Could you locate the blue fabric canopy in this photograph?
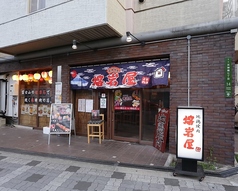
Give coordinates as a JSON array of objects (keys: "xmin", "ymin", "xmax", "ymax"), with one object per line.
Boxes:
[{"xmin": 70, "ymin": 60, "xmax": 170, "ymax": 89}]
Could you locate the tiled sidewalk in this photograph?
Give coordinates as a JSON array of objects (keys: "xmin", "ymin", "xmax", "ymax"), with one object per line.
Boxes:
[
  {"xmin": 0, "ymin": 126, "xmax": 169, "ymax": 168},
  {"xmin": 0, "ymin": 151, "xmax": 238, "ymax": 191}
]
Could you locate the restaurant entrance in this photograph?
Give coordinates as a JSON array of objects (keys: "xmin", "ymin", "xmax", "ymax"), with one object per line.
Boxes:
[
  {"xmin": 74, "ymin": 86, "xmax": 170, "ymax": 144},
  {"xmin": 71, "ymin": 59, "xmax": 170, "ymax": 144}
]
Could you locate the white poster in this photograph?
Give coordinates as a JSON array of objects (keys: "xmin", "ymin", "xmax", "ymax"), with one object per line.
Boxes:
[
  {"xmin": 100, "ymin": 98, "xmax": 106, "ymax": 109},
  {"xmin": 55, "ymin": 82, "xmax": 62, "ymax": 95},
  {"xmin": 86, "ymin": 99, "xmax": 93, "ymax": 112},
  {"xmin": 177, "ymin": 106, "xmax": 204, "ymax": 160},
  {"xmin": 78, "ymin": 99, "xmax": 86, "ymax": 112}
]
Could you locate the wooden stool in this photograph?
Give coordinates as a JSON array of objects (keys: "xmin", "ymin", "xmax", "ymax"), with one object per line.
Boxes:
[{"xmin": 87, "ymin": 114, "xmax": 104, "ymax": 144}]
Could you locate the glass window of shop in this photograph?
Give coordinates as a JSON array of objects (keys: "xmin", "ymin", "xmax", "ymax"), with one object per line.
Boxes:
[
  {"xmin": 141, "ymin": 86, "xmax": 170, "ymax": 141},
  {"xmin": 19, "ymin": 71, "xmax": 52, "ymax": 128}
]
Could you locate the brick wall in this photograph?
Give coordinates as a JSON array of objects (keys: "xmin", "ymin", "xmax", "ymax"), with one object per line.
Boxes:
[{"xmin": 0, "ymin": 32, "xmax": 235, "ymax": 165}]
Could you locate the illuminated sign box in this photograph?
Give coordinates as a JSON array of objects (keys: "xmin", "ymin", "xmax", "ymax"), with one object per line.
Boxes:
[{"xmin": 176, "ymin": 106, "xmax": 204, "ymax": 161}]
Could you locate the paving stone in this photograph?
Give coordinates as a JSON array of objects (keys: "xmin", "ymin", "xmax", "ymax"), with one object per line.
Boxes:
[
  {"xmin": 223, "ymin": 185, "xmax": 238, "ymax": 191},
  {"xmin": 25, "ymin": 173, "xmax": 44, "ymax": 182},
  {"xmin": 0, "ymin": 156, "xmax": 7, "ymax": 160},
  {"xmin": 26, "ymin": 160, "xmax": 42, "ymax": 166},
  {"xmin": 73, "ymin": 180, "xmax": 92, "ymax": 190},
  {"xmin": 111, "ymin": 171, "xmax": 126, "ymax": 179},
  {"xmin": 164, "ymin": 178, "xmax": 180, "ymax": 186},
  {"xmin": 65, "ymin": 165, "xmax": 80, "ymax": 172}
]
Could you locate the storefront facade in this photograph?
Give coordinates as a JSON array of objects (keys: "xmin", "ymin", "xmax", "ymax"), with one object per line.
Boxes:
[{"xmin": 0, "ymin": 32, "xmax": 236, "ymax": 166}]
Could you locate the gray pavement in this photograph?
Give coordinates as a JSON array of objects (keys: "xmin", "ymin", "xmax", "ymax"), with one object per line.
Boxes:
[{"xmin": 0, "ymin": 150, "xmax": 238, "ymax": 191}]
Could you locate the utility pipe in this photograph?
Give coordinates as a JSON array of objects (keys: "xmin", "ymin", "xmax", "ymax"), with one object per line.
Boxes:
[{"xmin": 187, "ymin": 35, "xmax": 191, "ymax": 107}]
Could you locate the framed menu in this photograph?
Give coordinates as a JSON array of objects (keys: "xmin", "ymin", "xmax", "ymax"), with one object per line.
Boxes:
[{"xmin": 48, "ymin": 103, "xmax": 73, "ymax": 145}]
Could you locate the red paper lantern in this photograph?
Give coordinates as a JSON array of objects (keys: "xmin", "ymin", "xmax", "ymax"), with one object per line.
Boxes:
[
  {"xmin": 28, "ymin": 73, "xmax": 34, "ymax": 81},
  {"xmin": 41, "ymin": 71, "xmax": 48, "ymax": 79}
]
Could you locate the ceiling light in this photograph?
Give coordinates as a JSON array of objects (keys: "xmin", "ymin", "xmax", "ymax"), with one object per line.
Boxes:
[
  {"xmin": 126, "ymin": 31, "xmax": 145, "ymax": 46},
  {"xmin": 72, "ymin": 40, "xmax": 77, "ymax": 49}
]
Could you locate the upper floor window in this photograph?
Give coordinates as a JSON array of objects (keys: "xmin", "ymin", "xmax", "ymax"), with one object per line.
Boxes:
[{"xmin": 29, "ymin": 0, "xmax": 46, "ymax": 13}]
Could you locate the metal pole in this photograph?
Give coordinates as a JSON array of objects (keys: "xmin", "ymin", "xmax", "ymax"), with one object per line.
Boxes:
[{"xmin": 187, "ymin": 35, "xmax": 191, "ymax": 106}]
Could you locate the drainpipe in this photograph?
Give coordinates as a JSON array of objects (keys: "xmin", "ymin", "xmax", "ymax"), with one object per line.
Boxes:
[{"xmin": 187, "ymin": 35, "xmax": 191, "ymax": 107}]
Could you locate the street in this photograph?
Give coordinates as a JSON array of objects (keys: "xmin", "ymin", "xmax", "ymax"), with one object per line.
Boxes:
[{"xmin": 0, "ymin": 151, "xmax": 237, "ymax": 191}]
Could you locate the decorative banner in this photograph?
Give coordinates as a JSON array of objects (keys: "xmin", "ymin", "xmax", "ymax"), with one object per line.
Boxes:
[
  {"xmin": 177, "ymin": 106, "xmax": 204, "ymax": 161},
  {"xmin": 114, "ymin": 89, "xmax": 140, "ymax": 110},
  {"xmin": 153, "ymin": 108, "xmax": 170, "ymax": 152},
  {"xmin": 225, "ymin": 57, "xmax": 232, "ymax": 98},
  {"xmin": 70, "ymin": 60, "xmax": 170, "ymax": 89}
]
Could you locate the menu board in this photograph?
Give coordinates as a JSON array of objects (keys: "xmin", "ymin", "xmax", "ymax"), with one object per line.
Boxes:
[{"xmin": 49, "ymin": 103, "xmax": 72, "ymax": 134}]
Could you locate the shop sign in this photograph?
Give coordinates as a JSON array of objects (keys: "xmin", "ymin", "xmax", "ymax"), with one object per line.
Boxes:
[
  {"xmin": 225, "ymin": 57, "xmax": 232, "ymax": 98},
  {"xmin": 153, "ymin": 108, "xmax": 170, "ymax": 152},
  {"xmin": 177, "ymin": 106, "xmax": 204, "ymax": 161},
  {"xmin": 114, "ymin": 89, "xmax": 140, "ymax": 110},
  {"xmin": 22, "ymin": 89, "xmax": 51, "ymax": 104},
  {"xmin": 49, "ymin": 103, "xmax": 72, "ymax": 133},
  {"xmin": 70, "ymin": 60, "xmax": 170, "ymax": 89}
]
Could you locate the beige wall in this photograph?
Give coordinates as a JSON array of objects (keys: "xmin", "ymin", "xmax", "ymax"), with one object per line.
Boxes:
[{"xmin": 123, "ymin": 0, "xmax": 222, "ymax": 34}]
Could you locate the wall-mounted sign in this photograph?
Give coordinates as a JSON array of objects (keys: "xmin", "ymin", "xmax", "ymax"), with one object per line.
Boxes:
[
  {"xmin": 70, "ymin": 60, "xmax": 170, "ymax": 89},
  {"xmin": 225, "ymin": 57, "xmax": 232, "ymax": 98},
  {"xmin": 177, "ymin": 106, "xmax": 204, "ymax": 161}
]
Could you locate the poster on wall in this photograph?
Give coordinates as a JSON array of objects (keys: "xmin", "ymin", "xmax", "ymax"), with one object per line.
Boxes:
[
  {"xmin": 70, "ymin": 60, "xmax": 170, "ymax": 90},
  {"xmin": 78, "ymin": 99, "xmax": 86, "ymax": 112},
  {"xmin": 85, "ymin": 99, "xmax": 93, "ymax": 112},
  {"xmin": 153, "ymin": 108, "xmax": 170, "ymax": 152},
  {"xmin": 176, "ymin": 106, "xmax": 204, "ymax": 161},
  {"xmin": 114, "ymin": 89, "xmax": 140, "ymax": 110},
  {"xmin": 100, "ymin": 98, "xmax": 107, "ymax": 109}
]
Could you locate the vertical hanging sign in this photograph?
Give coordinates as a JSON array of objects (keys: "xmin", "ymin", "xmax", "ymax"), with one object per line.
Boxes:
[
  {"xmin": 177, "ymin": 106, "xmax": 204, "ymax": 161},
  {"xmin": 225, "ymin": 57, "xmax": 232, "ymax": 98}
]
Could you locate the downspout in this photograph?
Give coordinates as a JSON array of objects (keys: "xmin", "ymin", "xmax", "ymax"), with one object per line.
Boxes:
[{"xmin": 187, "ymin": 35, "xmax": 191, "ymax": 107}]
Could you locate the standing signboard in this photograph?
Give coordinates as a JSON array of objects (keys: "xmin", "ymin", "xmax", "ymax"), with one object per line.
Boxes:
[
  {"xmin": 174, "ymin": 106, "xmax": 205, "ymax": 181},
  {"xmin": 48, "ymin": 103, "xmax": 73, "ymax": 145},
  {"xmin": 153, "ymin": 108, "xmax": 170, "ymax": 153},
  {"xmin": 177, "ymin": 106, "xmax": 204, "ymax": 160}
]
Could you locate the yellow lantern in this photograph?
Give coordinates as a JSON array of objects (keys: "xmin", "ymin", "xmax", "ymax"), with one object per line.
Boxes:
[
  {"xmin": 48, "ymin": 70, "xmax": 52, "ymax": 78},
  {"xmin": 19, "ymin": 75, "xmax": 23, "ymax": 81},
  {"xmin": 12, "ymin": 74, "xmax": 18, "ymax": 81},
  {"xmin": 22, "ymin": 74, "xmax": 28, "ymax": 82},
  {"xmin": 49, "ymin": 77, "xmax": 52, "ymax": 84},
  {"xmin": 34, "ymin": 72, "xmax": 41, "ymax": 80},
  {"xmin": 41, "ymin": 71, "xmax": 48, "ymax": 79}
]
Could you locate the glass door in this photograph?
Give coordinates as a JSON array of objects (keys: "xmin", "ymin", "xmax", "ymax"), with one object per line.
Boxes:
[{"xmin": 113, "ymin": 89, "xmax": 140, "ymax": 141}]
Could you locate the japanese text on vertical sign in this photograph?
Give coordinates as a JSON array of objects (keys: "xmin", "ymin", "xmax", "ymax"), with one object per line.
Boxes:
[
  {"xmin": 225, "ymin": 57, "xmax": 232, "ymax": 98},
  {"xmin": 183, "ymin": 114, "xmax": 201, "ymax": 153},
  {"xmin": 177, "ymin": 107, "xmax": 204, "ymax": 160}
]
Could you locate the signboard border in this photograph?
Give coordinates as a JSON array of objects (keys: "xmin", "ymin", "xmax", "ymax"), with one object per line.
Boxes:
[
  {"xmin": 176, "ymin": 106, "xmax": 204, "ymax": 161},
  {"xmin": 48, "ymin": 103, "xmax": 73, "ymax": 145}
]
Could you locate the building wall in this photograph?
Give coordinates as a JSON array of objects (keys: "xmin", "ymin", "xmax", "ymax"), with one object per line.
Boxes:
[
  {"xmin": 1, "ymin": 32, "xmax": 230, "ymax": 165},
  {"xmin": 0, "ymin": 0, "xmax": 222, "ymax": 49}
]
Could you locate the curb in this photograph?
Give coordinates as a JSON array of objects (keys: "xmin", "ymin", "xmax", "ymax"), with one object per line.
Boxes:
[{"xmin": 0, "ymin": 147, "xmax": 238, "ymax": 178}]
